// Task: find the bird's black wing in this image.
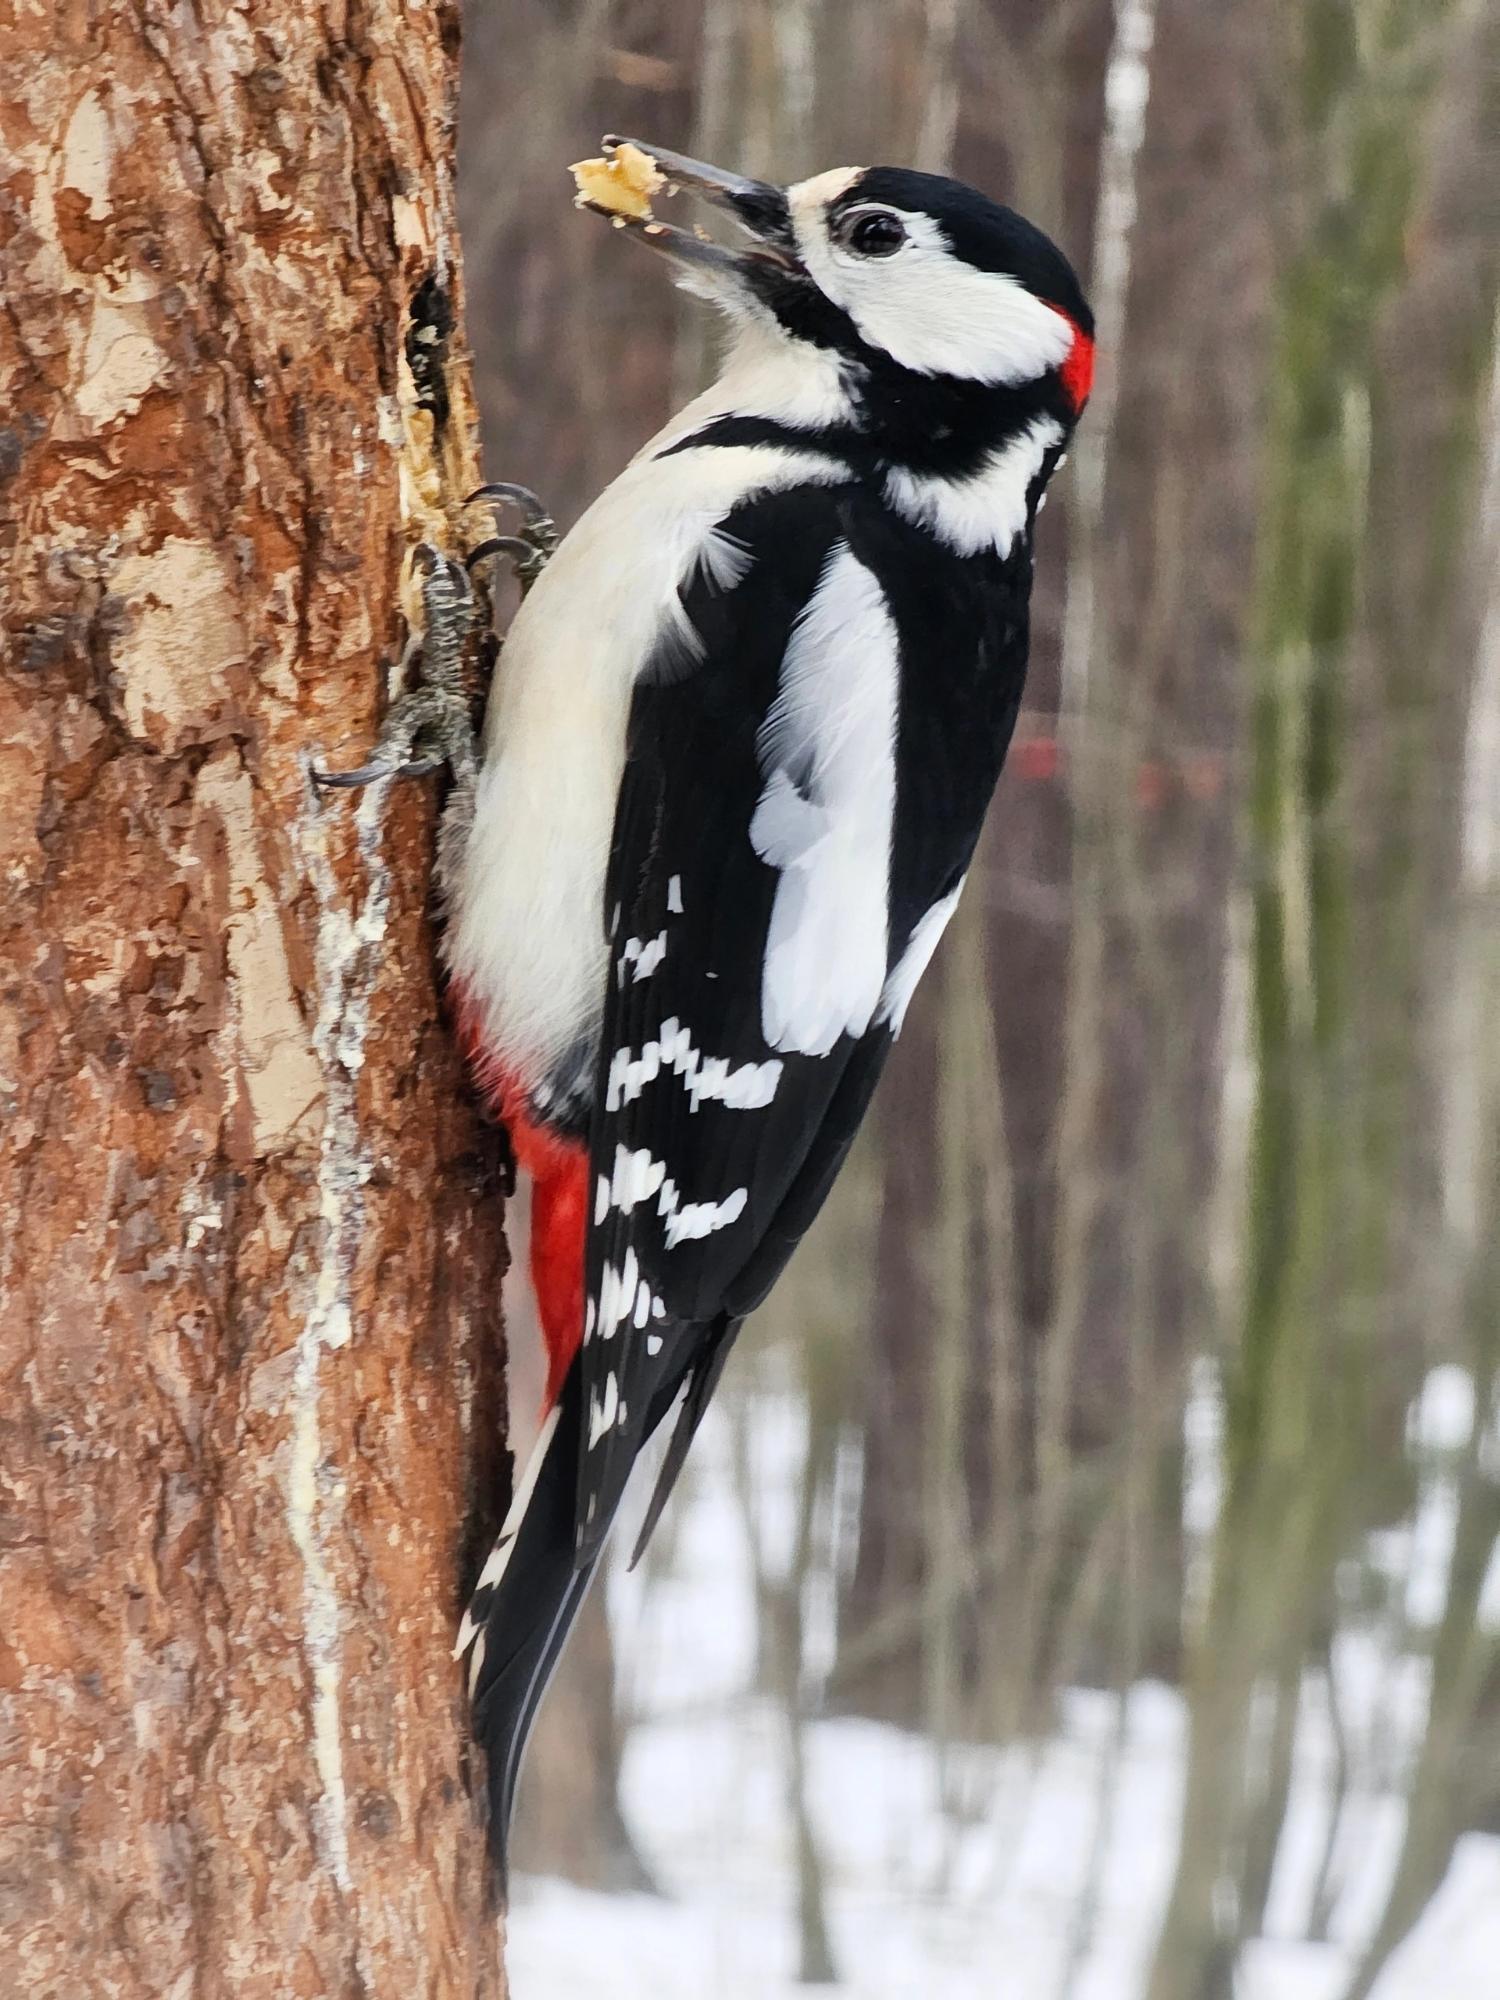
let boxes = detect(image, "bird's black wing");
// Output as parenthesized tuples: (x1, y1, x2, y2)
(574, 479, 1027, 1558)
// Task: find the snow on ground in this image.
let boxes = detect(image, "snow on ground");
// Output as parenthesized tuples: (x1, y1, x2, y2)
(508, 1703, 1500, 1999)
(506, 1376, 1500, 1999)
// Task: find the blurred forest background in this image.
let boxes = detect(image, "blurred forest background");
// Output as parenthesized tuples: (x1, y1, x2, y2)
(456, 2, 1500, 1995)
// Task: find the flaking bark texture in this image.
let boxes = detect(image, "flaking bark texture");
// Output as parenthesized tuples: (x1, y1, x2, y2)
(0, 3, 508, 1993)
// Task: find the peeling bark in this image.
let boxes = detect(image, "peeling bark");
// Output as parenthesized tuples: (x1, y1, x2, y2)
(0, 2, 507, 1993)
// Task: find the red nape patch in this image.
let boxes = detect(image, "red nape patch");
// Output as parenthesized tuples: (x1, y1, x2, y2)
(1056, 314, 1095, 414)
(451, 982, 588, 1409)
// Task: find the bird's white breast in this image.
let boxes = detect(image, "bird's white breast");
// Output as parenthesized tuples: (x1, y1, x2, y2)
(448, 436, 846, 1087)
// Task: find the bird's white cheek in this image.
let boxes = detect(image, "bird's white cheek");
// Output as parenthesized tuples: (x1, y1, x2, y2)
(793, 204, 1074, 386)
(842, 258, 1073, 383)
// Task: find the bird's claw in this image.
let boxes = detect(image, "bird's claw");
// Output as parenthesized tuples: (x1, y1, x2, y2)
(313, 684, 474, 790)
(313, 544, 480, 792)
(313, 478, 557, 795)
(466, 481, 559, 593)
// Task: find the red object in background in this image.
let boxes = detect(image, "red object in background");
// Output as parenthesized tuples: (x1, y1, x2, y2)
(1135, 760, 1169, 812)
(1011, 735, 1062, 782)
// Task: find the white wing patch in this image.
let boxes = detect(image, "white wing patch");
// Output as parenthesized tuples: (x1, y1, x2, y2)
(588, 1371, 621, 1447)
(663, 1186, 747, 1248)
(595, 1143, 667, 1221)
(886, 418, 1063, 558)
(606, 1020, 782, 1113)
(596, 1249, 650, 1340)
(617, 931, 668, 984)
(877, 878, 967, 1035)
(594, 1144, 750, 1251)
(751, 543, 899, 1057)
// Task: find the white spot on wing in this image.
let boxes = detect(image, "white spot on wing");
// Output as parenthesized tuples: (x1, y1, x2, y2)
(618, 931, 668, 984)
(596, 1250, 640, 1340)
(663, 1185, 748, 1248)
(606, 1022, 781, 1113)
(606, 1144, 668, 1214)
(667, 875, 684, 914)
(633, 932, 666, 980)
(588, 1152, 748, 1348)
(878, 878, 967, 1035)
(589, 1372, 620, 1447)
(751, 544, 898, 1056)
(691, 1053, 782, 1109)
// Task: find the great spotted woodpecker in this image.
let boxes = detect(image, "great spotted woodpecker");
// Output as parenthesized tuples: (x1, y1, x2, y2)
(326, 140, 1092, 1873)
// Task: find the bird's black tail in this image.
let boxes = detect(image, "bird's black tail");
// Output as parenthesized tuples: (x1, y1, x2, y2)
(459, 1325, 738, 1881)
(459, 1357, 602, 1883)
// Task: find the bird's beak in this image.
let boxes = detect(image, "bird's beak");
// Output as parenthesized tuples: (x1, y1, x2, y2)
(586, 137, 803, 284)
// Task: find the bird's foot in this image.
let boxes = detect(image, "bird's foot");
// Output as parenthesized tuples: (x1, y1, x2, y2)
(465, 481, 559, 596)
(314, 545, 480, 792)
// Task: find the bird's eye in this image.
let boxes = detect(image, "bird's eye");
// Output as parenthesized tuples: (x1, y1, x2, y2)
(839, 209, 907, 258)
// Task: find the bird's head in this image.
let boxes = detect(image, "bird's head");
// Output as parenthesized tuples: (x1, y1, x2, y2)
(591, 140, 1094, 447)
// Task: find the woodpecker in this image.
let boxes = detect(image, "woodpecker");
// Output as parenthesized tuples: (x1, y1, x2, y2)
(327, 140, 1092, 1874)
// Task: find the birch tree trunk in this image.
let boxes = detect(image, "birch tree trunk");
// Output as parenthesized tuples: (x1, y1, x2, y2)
(1, 3, 508, 1993)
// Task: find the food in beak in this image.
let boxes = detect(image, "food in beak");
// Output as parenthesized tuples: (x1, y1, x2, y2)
(570, 137, 803, 288)
(569, 142, 666, 222)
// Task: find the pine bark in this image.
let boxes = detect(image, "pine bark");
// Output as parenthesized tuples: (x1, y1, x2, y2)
(1, 3, 507, 1993)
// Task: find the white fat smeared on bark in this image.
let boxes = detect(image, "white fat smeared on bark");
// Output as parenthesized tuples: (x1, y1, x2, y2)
(751, 543, 899, 1057)
(886, 416, 1063, 557)
(789, 178, 1075, 386)
(877, 878, 967, 1035)
(449, 443, 850, 1087)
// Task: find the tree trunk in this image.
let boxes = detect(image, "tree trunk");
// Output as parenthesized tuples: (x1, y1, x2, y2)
(1, 3, 508, 1993)
(1147, 2, 1481, 1992)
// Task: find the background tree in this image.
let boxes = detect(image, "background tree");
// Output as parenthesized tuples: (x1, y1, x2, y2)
(460, 7, 1500, 1997)
(1, 2, 509, 1992)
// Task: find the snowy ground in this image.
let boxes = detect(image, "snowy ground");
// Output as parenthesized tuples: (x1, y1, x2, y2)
(505, 1370, 1500, 1999)
(508, 1747, 1500, 2000)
